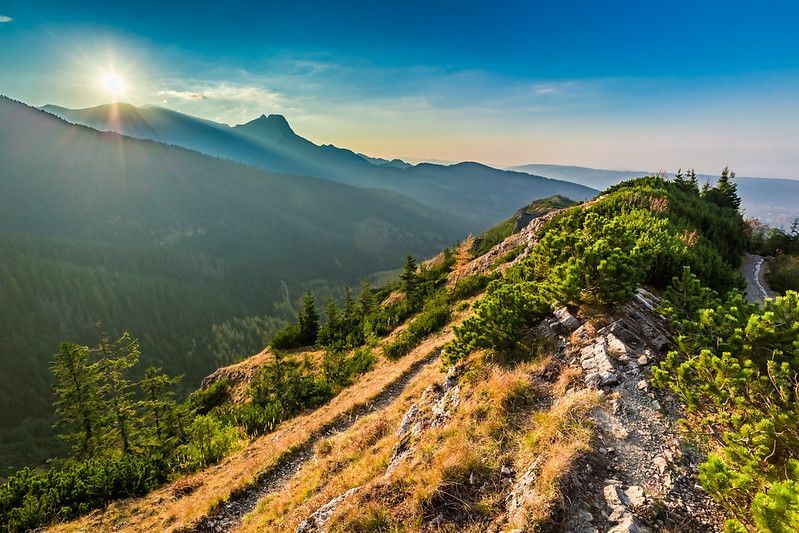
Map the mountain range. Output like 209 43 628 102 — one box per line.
42 103 597 229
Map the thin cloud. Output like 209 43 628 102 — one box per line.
158 83 283 105
0 15 13 23
158 90 205 100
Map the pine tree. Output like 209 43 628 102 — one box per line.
359 278 375 315
51 342 103 457
298 291 319 345
139 366 182 450
660 266 719 322
400 255 420 306
686 169 700 195
343 288 357 321
673 168 700 195
318 297 340 346
673 168 686 187
95 329 140 455
716 166 741 210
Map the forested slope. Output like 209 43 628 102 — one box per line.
0 96 467 468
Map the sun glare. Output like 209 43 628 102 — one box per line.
101 73 125 96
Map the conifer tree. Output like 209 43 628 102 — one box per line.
673 168 700 196
343 288 357 321
318 297 340 346
95 330 140 455
673 168 686 187
660 266 719 322
139 366 182 450
400 255 420 306
51 342 103 457
359 278 375 315
715 166 741 210
686 168 700 195
298 291 319 345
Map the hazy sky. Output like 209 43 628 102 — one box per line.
1 0 798 178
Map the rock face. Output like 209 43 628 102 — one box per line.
581 339 619 388
603 480 651 533
553 306 582 333
447 208 565 282
505 457 542 523
295 487 361 533
386 366 461 474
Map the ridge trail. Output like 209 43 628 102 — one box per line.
188 346 444 533
742 253 774 303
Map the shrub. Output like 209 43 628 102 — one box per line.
176 415 241 470
0 456 167 532
270 323 304 350
383 295 451 360
767 255 799 294
187 379 231 415
382 330 417 360
654 291 799 531
452 273 495 300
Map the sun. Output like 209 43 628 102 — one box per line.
100 72 125 97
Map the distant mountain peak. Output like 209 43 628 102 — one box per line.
237 113 294 140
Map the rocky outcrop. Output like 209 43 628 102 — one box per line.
295 487 361 533
447 209 564 282
580 338 619 388
560 288 723 532
602 480 652 533
505 457 543 523
386 366 461 474
199 348 275 402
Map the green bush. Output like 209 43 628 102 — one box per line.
382 330 417 360
270 322 304 350
653 290 799 531
0 456 167 532
445 177 744 367
382 295 451 360
187 379 231 416
452 273 495 300
176 415 241 470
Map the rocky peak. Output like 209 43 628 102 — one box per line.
235 113 295 141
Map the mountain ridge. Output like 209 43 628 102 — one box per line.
43 102 597 228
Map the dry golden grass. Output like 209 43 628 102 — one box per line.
238 361 442 532
511 389 599 527
312 354 601 532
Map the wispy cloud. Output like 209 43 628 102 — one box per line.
158 83 283 105
158 89 205 100
0 15 13 23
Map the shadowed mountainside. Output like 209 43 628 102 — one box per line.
0 96 468 466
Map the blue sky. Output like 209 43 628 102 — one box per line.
1 0 798 177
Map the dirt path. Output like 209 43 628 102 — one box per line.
188 348 443 533
742 253 774 303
